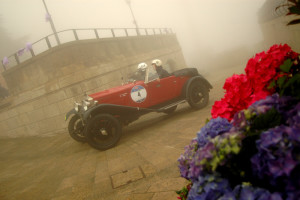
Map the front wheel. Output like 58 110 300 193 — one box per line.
68 115 86 142
86 114 122 150
187 81 209 110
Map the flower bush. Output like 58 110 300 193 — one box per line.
211 44 299 121
177 44 300 200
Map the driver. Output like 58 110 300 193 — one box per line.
151 59 170 79
132 62 148 81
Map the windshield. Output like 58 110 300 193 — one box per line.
147 66 159 82
126 66 159 83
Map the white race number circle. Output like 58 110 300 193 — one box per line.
130 85 147 103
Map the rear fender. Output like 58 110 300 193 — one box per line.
182 76 213 99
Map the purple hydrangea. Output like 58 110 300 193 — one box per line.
188 131 243 181
251 125 300 193
249 94 296 121
232 94 298 133
178 91 300 200
178 117 232 180
197 117 232 147
186 174 282 200
231 110 249 132
178 138 199 179
187 173 232 200
231 184 283 200
287 102 300 129
188 142 216 180
286 190 300 200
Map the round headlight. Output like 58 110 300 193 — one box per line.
82 100 90 111
74 102 80 112
83 105 88 111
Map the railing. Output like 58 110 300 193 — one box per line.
1 27 173 71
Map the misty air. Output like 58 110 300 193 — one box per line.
0 0 299 199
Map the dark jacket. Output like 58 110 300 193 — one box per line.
156 66 170 79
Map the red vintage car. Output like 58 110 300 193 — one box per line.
65 65 212 150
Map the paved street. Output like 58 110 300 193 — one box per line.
0 65 244 200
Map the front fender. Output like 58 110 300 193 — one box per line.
65 108 77 121
83 104 154 122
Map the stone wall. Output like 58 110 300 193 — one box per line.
0 34 187 138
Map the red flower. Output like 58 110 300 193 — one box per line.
211 44 299 121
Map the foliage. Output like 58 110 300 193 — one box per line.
211 44 299 121
177 44 300 200
276 0 300 25
176 182 192 200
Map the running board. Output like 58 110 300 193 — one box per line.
158 100 186 112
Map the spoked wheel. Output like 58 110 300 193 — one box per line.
187 81 209 110
86 114 122 150
68 115 86 142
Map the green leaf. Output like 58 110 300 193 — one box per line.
280 74 300 99
267 80 276 90
251 108 282 132
289 6 300 15
287 18 300 25
279 59 293 72
277 76 287 88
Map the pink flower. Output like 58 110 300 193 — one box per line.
45 13 51 22
25 43 32 51
2 57 9 66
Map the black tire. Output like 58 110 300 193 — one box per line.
86 114 122 150
187 81 209 110
164 105 177 114
68 115 86 142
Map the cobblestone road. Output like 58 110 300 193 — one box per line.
0 65 244 200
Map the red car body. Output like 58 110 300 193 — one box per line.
89 76 190 109
66 67 212 150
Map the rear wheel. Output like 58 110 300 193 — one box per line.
68 115 86 142
86 114 122 150
187 81 209 110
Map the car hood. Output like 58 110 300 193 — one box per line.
88 82 137 101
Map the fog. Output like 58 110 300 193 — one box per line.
0 0 265 70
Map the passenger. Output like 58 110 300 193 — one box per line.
151 59 170 79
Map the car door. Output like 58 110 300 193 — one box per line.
127 81 152 108
146 76 178 106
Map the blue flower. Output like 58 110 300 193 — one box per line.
251 125 300 193
287 102 300 129
187 173 232 200
232 184 282 200
248 94 296 122
197 117 232 146
188 142 216 180
179 117 232 180
178 138 199 179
